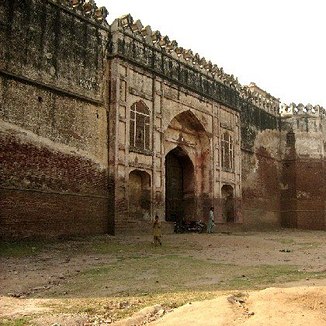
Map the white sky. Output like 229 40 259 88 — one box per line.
96 0 325 107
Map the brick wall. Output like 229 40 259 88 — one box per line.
240 102 282 229
0 0 111 239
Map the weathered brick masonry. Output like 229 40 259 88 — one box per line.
0 0 325 239
0 0 111 239
280 110 326 230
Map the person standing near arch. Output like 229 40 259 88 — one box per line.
207 207 215 233
153 215 162 245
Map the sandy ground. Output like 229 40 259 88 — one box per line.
0 229 325 325
150 285 326 326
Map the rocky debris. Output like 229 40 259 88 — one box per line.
7 292 25 298
227 295 246 305
7 284 53 298
227 294 255 318
32 313 89 326
111 304 167 326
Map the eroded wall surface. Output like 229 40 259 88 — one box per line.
280 108 326 230
0 0 110 239
240 101 281 229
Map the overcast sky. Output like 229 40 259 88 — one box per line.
96 0 325 107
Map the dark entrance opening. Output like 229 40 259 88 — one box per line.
165 147 194 222
222 184 235 223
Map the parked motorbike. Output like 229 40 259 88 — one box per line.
174 220 206 233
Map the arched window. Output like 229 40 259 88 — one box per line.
221 132 234 171
130 101 150 151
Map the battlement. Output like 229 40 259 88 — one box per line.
49 0 108 25
279 102 325 118
111 14 237 85
110 14 280 116
5 1 323 118
244 82 280 115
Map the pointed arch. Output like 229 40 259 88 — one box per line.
165 109 208 135
164 109 212 222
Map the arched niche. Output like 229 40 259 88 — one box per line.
221 184 235 223
128 169 151 220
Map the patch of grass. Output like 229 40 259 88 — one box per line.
87 240 154 255
0 317 31 326
276 238 296 245
0 242 43 258
225 265 326 290
50 255 227 297
46 251 326 300
34 266 326 324
296 242 321 250
87 237 189 256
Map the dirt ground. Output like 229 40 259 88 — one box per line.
0 229 326 325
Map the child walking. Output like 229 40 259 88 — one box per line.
153 215 162 246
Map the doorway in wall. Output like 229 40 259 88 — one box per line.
165 147 194 222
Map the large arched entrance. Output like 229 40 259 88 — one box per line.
165 147 195 222
164 109 211 222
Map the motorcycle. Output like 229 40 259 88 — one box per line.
174 219 206 233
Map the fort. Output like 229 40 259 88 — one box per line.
1 0 325 240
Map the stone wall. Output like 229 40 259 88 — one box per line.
240 101 282 229
280 107 326 230
1 0 325 239
0 0 110 239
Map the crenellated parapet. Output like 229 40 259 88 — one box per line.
110 14 281 116
279 102 325 117
110 14 239 110
241 82 280 115
111 14 237 85
50 0 109 25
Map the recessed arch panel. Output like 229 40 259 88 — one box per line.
129 169 151 220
